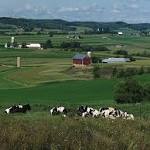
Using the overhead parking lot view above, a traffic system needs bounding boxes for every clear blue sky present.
[0,0,150,23]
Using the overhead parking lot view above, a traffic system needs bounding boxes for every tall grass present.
[0,115,149,150]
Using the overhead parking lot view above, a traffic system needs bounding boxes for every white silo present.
[87,51,92,58]
[17,57,21,68]
[11,37,15,44]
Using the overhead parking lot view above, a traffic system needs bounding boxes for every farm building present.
[102,58,130,63]
[73,53,92,67]
[26,43,41,49]
[118,32,123,35]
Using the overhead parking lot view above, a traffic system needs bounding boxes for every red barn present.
[73,53,91,67]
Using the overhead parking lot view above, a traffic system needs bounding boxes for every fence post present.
[139,103,142,120]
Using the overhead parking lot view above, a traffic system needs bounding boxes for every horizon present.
[0,0,150,23]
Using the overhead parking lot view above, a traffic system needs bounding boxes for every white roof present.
[26,43,41,48]
[102,58,130,63]
[118,32,123,34]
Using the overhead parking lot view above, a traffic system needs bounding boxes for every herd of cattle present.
[4,104,134,120]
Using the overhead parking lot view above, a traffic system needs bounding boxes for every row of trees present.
[93,66,149,79]
[40,40,111,51]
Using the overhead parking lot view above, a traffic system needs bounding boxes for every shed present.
[26,43,41,49]
[73,53,91,66]
[118,32,123,35]
[102,58,130,63]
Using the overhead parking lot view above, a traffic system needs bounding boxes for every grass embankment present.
[0,116,149,150]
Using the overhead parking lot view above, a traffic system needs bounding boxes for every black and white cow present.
[78,106,100,118]
[99,107,116,119]
[99,107,134,120]
[50,106,67,117]
[5,104,31,114]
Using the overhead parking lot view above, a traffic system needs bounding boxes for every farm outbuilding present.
[118,32,123,35]
[73,53,91,67]
[102,58,130,63]
[26,43,41,49]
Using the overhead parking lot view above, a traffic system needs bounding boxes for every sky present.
[0,0,150,23]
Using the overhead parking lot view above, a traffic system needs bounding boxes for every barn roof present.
[73,53,88,60]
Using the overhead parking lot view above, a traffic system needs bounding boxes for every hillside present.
[1,17,150,32]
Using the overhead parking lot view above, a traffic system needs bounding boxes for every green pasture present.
[0,79,115,105]
[0,74,149,106]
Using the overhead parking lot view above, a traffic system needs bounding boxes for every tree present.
[60,42,71,48]
[112,67,117,77]
[13,41,18,48]
[116,68,125,78]
[138,66,144,75]
[7,42,11,48]
[114,50,128,56]
[93,65,100,79]
[42,39,53,49]
[92,57,101,64]
[60,41,80,49]
[143,83,150,102]
[21,42,27,48]
[114,78,145,103]
[45,39,53,48]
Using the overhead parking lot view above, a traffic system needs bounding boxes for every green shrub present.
[93,65,101,79]
[114,78,145,103]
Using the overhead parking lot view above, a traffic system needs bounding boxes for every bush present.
[143,83,150,102]
[60,41,80,49]
[114,50,128,56]
[21,42,27,48]
[41,39,53,49]
[92,57,102,64]
[93,65,100,79]
[114,78,145,103]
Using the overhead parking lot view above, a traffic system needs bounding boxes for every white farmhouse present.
[102,58,130,63]
[26,43,41,49]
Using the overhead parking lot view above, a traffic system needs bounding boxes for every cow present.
[122,112,134,120]
[50,106,67,117]
[99,107,117,119]
[99,107,134,120]
[5,104,31,114]
[77,105,93,117]
[78,106,100,118]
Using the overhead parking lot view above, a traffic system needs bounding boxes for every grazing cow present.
[78,106,100,118]
[50,106,67,117]
[5,104,31,114]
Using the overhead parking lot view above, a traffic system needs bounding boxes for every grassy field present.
[0,115,149,150]
[1,34,150,53]
[0,33,150,149]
